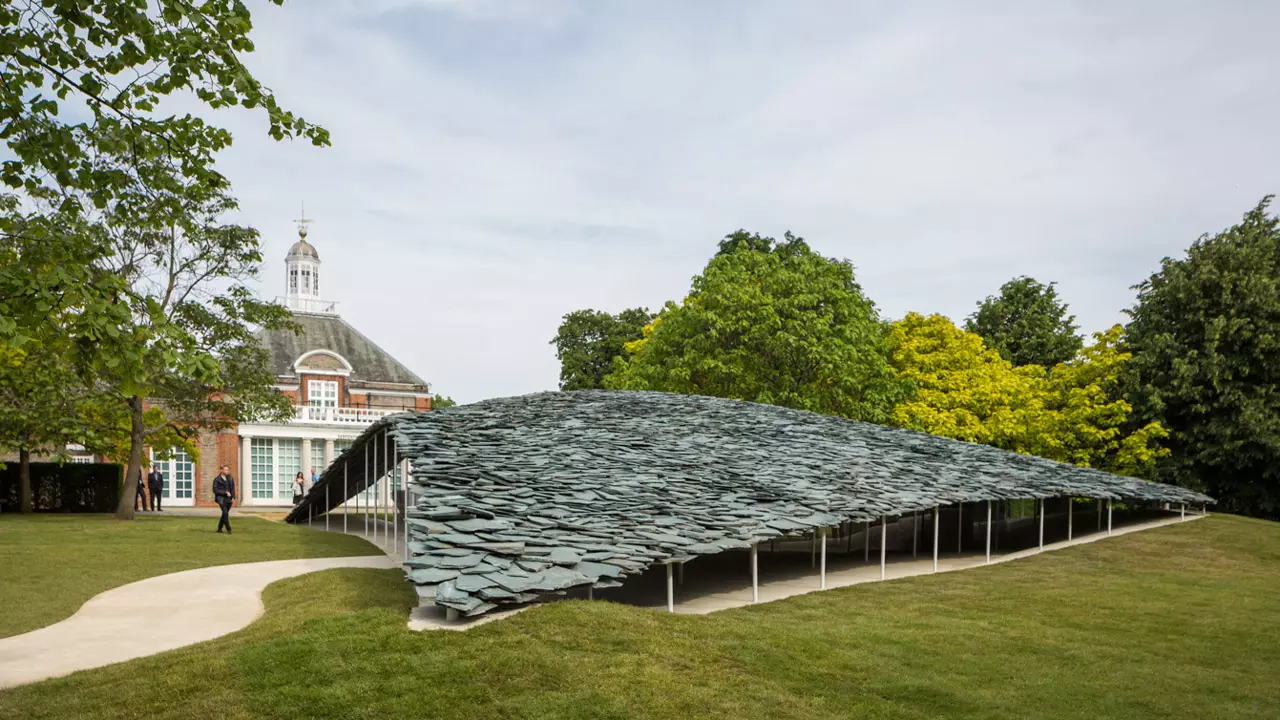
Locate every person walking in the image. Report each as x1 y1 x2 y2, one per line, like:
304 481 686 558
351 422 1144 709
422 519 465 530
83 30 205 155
134 469 148 512
147 466 164 512
292 471 306 506
310 468 320 493
212 465 236 534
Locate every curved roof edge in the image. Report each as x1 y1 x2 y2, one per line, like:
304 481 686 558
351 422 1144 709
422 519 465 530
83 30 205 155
286 390 1213 617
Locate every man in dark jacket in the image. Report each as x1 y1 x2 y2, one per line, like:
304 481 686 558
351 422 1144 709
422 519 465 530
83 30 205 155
134 469 148 512
147 467 164 512
212 465 235 534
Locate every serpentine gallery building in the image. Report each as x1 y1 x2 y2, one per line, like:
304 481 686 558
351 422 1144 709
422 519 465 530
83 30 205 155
286 390 1214 620
133 222 434 508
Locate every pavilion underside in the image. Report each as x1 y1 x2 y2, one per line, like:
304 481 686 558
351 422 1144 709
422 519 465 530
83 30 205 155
285 390 1213 619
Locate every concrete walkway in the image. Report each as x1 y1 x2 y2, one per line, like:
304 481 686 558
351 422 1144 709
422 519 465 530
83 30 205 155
0 555 394 689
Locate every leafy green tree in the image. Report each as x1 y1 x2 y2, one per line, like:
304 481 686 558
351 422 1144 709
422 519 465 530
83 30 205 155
965 277 1082 367
607 233 909 422
889 314 1166 476
1124 197 1280 518
0 1 324 518
432 395 458 409
551 308 653 391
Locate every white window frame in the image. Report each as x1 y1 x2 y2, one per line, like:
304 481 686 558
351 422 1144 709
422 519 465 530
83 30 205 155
308 380 338 409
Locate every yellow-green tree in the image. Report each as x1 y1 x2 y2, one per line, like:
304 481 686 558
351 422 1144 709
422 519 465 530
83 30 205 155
888 314 1166 477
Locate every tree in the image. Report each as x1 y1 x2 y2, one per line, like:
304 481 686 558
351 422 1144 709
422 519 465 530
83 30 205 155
0 1 325 518
607 232 909 422
889 313 1166 476
965 277 1082 367
433 394 457 409
1124 197 1280 518
551 308 653 391
91 183 296 519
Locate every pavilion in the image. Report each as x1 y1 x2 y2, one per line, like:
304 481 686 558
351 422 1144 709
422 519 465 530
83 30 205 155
285 390 1214 619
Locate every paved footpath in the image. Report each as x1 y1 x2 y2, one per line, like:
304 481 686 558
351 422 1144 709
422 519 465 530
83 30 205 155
0 555 394 689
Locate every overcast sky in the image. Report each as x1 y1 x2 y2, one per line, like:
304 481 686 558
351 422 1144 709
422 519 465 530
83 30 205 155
212 1 1280 404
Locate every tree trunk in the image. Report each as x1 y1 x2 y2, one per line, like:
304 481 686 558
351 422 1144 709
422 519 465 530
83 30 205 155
18 448 32 514
114 396 146 520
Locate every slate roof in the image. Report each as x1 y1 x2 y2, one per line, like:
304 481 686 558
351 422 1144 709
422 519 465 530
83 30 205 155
258 313 426 386
285 390 1214 617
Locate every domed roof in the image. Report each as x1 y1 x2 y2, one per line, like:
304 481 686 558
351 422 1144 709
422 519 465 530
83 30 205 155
287 236 319 261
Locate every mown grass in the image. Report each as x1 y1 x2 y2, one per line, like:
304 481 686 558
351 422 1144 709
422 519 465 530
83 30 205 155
0 514 377 638
1 515 1277 720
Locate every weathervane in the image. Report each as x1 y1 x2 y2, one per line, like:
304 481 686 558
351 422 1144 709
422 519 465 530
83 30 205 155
295 202 313 239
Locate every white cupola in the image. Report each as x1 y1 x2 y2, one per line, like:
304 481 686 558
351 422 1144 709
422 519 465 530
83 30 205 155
283 213 336 314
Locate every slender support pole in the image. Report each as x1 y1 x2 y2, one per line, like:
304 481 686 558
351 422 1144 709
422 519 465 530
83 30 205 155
325 483 330 531
363 445 370 539
403 459 411 563
588 586 593 600
932 505 940 572
678 562 684 585
1038 498 1045 550
957 502 963 553
820 531 827 589
751 544 759 603
985 500 992 564
1098 498 1102 531
392 442 398 556
912 511 918 558
864 521 870 563
1180 503 1186 521
880 515 887 580
810 533 816 568
343 463 348 534
1107 499 1113 536
666 563 674 613
1067 497 1073 540
1201 504 1206 516
446 608 458 622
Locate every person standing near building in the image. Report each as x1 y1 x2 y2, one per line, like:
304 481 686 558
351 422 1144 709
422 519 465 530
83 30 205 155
212 465 236 534
134 469 148 512
310 468 320 493
147 466 164 512
292 471 306 506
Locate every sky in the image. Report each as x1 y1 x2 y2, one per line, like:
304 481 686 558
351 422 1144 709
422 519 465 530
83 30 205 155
208 0 1280 404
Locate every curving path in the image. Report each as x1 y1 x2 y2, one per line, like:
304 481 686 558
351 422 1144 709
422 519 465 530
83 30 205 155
0 555 394 690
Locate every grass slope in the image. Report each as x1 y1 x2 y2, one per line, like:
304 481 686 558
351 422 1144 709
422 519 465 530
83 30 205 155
1 515 1277 720
0 514 376 638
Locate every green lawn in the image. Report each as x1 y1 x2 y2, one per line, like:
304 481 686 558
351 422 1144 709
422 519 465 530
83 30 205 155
0 514 1276 719
0 514 377 638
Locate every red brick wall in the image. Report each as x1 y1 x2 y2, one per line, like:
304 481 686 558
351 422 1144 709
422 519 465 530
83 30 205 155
299 374 347 407
416 396 432 411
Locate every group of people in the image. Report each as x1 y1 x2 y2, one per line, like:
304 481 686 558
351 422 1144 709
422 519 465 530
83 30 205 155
133 464 317 534
132 467 166 512
291 469 321 505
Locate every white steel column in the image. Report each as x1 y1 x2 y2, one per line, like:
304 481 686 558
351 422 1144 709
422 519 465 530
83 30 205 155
1201 504 1206 516
879 516 887 580
985 500 992 564
363 443 370 539
932 505 940 572
1067 497 1073 540
751 544 759 603
325 483 330 531
820 531 827 589
392 442 398 555
1107 499 1113 535
403 459 411 563
371 436 378 545
1038 498 1045 549
1181 503 1186 521
343 462 348 534
666 563 674 613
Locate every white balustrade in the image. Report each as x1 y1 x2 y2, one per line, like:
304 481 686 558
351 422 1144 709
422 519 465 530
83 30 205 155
292 405 396 425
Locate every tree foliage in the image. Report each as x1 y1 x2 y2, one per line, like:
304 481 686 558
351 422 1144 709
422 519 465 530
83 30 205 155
432 394 457 409
965 277 1082 367
890 313 1166 477
0 0 323 517
1124 197 1280 518
607 232 909 423
551 307 653 391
